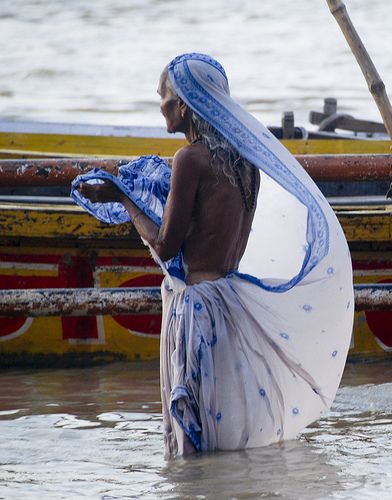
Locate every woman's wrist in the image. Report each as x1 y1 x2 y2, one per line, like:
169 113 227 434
119 195 143 225
132 210 144 225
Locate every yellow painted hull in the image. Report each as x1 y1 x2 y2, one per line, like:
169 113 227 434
351 251 392 361
0 202 160 365
337 206 392 361
0 246 161 365
0 128 391 158
0 200 391 365
0 130 186 159
0 121 391 364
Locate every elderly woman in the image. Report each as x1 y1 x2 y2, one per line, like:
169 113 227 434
73 53 354 458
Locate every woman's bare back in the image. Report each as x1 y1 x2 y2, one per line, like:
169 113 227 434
180 142 260 283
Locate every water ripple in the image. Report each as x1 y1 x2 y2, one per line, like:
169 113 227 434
0 362 392 498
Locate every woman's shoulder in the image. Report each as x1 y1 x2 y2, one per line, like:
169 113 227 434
173 142 211 173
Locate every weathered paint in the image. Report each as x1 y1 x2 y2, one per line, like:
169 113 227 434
350 252 392 361
1 201 390 242
336 208 392 242
0 246 163 363
0 287 162 317
0 159 122 186
0 203 134 240
295 154 392 181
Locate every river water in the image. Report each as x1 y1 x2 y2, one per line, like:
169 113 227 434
1 0 392 129
1 361 392 499
2 1 392 498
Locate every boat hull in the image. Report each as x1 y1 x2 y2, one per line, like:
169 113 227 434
0 121 391 365
0 201 391 366
0 246 161 367
1 121 391 158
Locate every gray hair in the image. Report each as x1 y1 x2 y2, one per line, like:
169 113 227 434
163 71 256 202
190 111 255 197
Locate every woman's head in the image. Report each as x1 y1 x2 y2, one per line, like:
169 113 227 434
158 53 230 136
158 66 177 100
159 56 255 199
168 53 229 96
157 66 190 134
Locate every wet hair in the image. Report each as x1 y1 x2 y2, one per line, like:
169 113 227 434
163 70 256 207
190 111 255 200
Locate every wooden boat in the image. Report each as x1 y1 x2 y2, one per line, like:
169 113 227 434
0 116 391 367
1 196 390 367
1 101 392 160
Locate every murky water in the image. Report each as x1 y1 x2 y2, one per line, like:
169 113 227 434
1 0 392 128
1 361 392 499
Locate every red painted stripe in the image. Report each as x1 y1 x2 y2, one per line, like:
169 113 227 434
0 253 61 264
0 275 61 289
0 253 158 267
95 255 158 267
352 260 392 271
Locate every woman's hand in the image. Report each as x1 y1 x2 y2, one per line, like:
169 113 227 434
77 178 161 255
77 180 125 204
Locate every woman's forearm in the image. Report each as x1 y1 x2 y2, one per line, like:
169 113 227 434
78 180 172 259
120 196 160 247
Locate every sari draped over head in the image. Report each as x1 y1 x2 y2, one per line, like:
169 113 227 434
168 53 335 291
71 53 354 456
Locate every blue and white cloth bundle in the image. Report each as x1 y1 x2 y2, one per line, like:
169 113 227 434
72 53 354 457
71 155 185 281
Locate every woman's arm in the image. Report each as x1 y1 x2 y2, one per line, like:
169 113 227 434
78 147 199 260
153 147 200 260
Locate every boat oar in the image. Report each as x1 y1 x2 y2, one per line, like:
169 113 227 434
325 0 392 197
326 0 392 141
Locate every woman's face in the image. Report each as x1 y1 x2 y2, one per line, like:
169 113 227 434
157 72 187 134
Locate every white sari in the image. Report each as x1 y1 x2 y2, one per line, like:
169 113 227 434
160 268 353 456
158 53 353 455
72 53 354 457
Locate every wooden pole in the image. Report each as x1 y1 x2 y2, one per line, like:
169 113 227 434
0 156 391 186
0 287 162 317
326 0 392 141
0 284 391 317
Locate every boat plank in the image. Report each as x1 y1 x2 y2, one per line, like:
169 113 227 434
0 131 186 157
0 204 134 240
1 128 392 158
337 211 392 242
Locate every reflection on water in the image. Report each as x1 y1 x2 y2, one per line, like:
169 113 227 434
163 443 344 500
1 362 392 499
